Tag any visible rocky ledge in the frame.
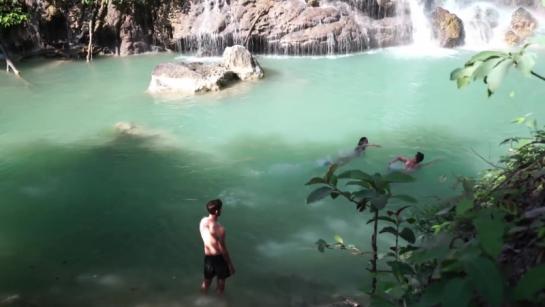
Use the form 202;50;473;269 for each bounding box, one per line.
148;45;263;95
174;0;413;55
430;7;465;48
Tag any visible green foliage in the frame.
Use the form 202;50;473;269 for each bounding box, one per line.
0;0;28;28
307;166;416;294
450;41;545;96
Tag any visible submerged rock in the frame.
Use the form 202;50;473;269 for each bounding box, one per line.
504;7;538;46
430;7;465;48
148;45;263;95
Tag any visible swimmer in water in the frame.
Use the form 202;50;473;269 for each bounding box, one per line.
389;151;425;171
326;136;381;167
354;137;381;156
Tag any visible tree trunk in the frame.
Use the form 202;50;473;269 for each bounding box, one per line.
371;209;379;293
86;17;93;62
244;6;270;47
87;0;106;62
0;41;21;76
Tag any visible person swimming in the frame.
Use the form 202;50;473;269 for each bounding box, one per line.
389;152;425;171
324;136;381;167
354;137;381;156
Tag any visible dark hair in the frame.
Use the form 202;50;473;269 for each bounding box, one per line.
358;137;368;146
206;199;223;214
415;152;424;163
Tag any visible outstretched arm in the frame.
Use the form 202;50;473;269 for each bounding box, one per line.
390;156;408;164
366;144;381;148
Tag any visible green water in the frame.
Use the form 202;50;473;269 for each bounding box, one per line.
1;49;544;306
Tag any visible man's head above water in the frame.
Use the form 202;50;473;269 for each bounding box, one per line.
358;137;369;146
206;199;223;216
415;152;425;163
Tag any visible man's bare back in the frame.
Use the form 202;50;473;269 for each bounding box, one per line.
199;199;234;295
200;217;225;256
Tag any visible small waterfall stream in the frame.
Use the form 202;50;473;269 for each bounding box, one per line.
409;0;545;50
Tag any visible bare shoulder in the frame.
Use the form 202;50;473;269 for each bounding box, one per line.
199;217;209;229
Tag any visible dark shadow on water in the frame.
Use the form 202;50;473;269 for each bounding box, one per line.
0;126;489;306
0;133;361;307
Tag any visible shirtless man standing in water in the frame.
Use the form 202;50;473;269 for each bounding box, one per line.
199;199;235;295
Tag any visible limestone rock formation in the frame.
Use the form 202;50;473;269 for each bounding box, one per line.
1;0;413;58
223;45;264;80
504;7;538;46
430;7;465;48
148;45;263;95
172;0;413;55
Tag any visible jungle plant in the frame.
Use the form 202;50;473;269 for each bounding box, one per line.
306;165;416;294
0;0;28;29
450;38;545;96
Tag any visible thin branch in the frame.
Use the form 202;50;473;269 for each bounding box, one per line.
469;147;506;170
531;70;545;82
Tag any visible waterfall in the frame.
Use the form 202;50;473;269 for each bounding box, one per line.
409;0;545;50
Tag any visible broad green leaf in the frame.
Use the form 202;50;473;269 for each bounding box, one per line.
353;189;376;199
454;62;481;88
399;227;416;244
387;260;415;278
391;194;417;203
514;264;545;301
399;245;419;255
338;170;373;181
334;234;344;244
464;256;504;306
441;278;473;307
410;246;449;264
485;59;513;96
379;226;398;236
455;198;473;216
305;177;325;185
473;57;503;80
474;212;505;257
384;172;415;183
371;194;388;210
515;52;536;77
306;187;333;204
467;51;505;64
415;280;445;307
512;116;527;124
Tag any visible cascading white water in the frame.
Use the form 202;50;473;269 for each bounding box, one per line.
442;0;514;50
408;0;545;51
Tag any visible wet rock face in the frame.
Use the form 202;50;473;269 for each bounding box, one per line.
430;7;465;48
504;7;538;46
172;0;413;56
148;45;263;95
222;45;263;80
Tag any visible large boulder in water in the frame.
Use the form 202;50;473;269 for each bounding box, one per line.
430;7;465;48
223;45;264;81
504;7;538;46
148;45;263;95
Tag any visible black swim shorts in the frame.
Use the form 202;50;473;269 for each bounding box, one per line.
204;255;230;279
